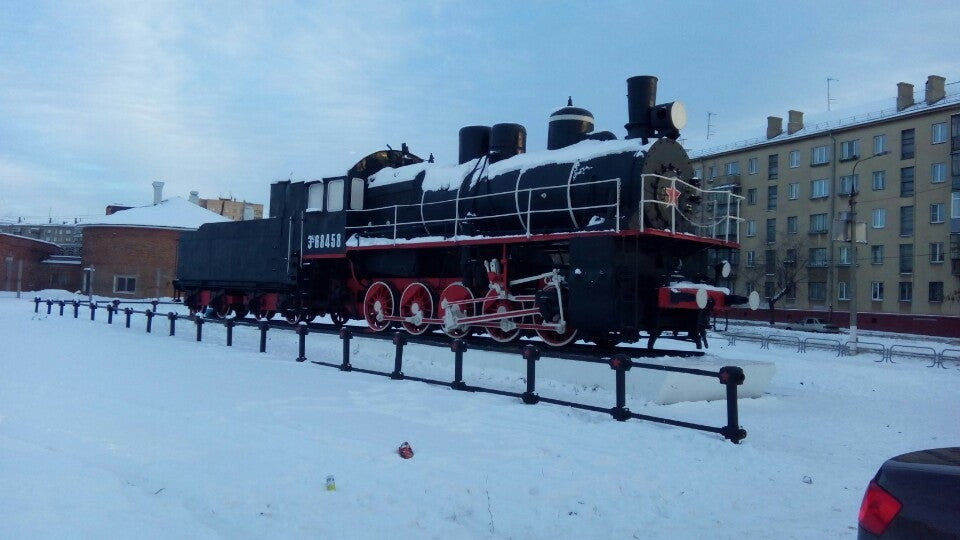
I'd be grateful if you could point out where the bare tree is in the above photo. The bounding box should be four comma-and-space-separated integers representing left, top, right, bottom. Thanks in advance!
739, 237, 811, 324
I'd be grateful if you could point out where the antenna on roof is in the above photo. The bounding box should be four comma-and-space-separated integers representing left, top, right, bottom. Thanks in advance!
706, 112, 717, 139
827, 77, 839, 111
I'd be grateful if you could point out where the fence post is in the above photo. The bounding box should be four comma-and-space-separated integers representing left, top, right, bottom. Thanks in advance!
609, 354, 632, 421
46, 300, 53, 314
195, 317, 204, 342
259, 321, 269, 353
145, 309, 154, 333
719, 366, 747, 443
151, 300, 159, 312
58, 301, 65, 316
34, 297, 41, 313
450, 339, 468, 390
72, 300, 80, 318
390, 331, 406, 379
296, 324, 308, 362
107, 305, 114, 324
521, 344, 540, 404
340, 327, 354, 371
225, 319, 235, 346
168, 313, 176, 336
124, 308, 132, 328
89, 303, 97, 321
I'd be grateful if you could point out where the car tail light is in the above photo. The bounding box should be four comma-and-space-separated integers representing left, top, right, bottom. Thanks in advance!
859, 480, 902, 535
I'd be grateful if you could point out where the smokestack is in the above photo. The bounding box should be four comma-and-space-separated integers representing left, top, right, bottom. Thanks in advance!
925, 75, 945, 105
787, 110, 803, 135
152, 181, 164, 205
625, 75, 658, 141
189, 191, 200, 204
767, 116, 783, 139
897, 82, 914, 111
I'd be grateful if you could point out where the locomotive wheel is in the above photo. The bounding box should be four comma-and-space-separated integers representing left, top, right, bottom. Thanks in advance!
282, 310, 302, 325
233, 306, 249, 319
533, 285, 577, 347
439, 282, 474, 338
331, 312, 349, 327
363, 281, 396, 332
255, 310, 276, 320
212, 296, 232, 319
400, 282, 434, 335
482, 290, 520, 343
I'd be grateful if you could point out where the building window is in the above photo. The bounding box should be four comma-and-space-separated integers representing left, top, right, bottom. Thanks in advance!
900, 166, 915, 196
837, 245, 851, 266
874, 134, 886, 155
725, 161, 740, 176
787, 216, 798, 234
929, 282, 944, 302
872, 281, 884, 301
932, 162, 946, 183
789, 150, 800, 168
811, 145, 830, 165
808, 247, 828, 267
809, 213, 829, 233
931, 203, 945, 224
899, 244, 914, 273
872, 208, 886, 228
768, 154, 779, 180
694, 167, 703, 180
748, 157, 758, 175
839, 174, 858, 196
114, 276, 137, 294
840, 139, 860, 160
954, 193, 960, 218
764, 250, 776, 274
837, 281, 850, 301
899, 282, 912, 302
808, 282, 826, 302
785, 248, 798, 266
708, 165, 717, 180
872, 170, 886, 191
746, 220, 757, 237
767, 186, 778, 210
871, 245, 884, 265
932, 122, 948, 144
810, 178, 829, 198
747, 188, 757, 205
930, 242, 945, 263
766, 218, 776, 243
954, 153, 960, 189
746, 251, 756, 267
900, 206, 914, 236
901, 128, 915, 159
788, 182, 800, 200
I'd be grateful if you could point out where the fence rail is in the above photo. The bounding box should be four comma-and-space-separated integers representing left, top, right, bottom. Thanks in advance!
33, 297, 749, 443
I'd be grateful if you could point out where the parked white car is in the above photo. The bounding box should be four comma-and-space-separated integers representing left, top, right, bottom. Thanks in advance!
785, 317, 841, 333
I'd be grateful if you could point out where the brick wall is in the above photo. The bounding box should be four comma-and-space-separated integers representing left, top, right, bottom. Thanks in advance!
81, 226, 182, 299
0, 234, 63, 292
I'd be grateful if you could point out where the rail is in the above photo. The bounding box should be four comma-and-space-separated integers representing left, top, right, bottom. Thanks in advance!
32, 297, 749, 443
342, 174, 742, 245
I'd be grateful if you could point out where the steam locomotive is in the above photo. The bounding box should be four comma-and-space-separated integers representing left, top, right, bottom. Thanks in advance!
175, 76, 757, 348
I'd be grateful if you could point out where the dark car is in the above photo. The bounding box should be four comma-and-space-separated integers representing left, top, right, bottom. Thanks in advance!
858, 447, 960, 538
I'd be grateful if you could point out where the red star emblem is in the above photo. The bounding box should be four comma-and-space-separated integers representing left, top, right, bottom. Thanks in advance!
663, 186, 681, 206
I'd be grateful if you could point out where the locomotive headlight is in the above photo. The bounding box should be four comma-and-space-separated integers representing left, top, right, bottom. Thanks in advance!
651, 100, 687, 131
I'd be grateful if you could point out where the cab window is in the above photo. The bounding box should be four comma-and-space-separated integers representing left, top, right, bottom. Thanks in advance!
307, 182, 324, 212
327, 179, 344, 212
350, 177, 364, 210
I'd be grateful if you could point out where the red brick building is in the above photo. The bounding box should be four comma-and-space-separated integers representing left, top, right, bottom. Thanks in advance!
1, 233, 81, 293
81, 197, 230, 299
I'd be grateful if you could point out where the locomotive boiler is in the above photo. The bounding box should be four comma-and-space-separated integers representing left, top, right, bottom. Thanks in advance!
175, 75, 757, 348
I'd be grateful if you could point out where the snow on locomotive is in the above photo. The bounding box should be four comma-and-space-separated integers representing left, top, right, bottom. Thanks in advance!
175, 75, 758, 348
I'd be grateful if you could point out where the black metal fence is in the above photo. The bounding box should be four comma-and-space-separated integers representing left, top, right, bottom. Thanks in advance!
34, 297, 749, 443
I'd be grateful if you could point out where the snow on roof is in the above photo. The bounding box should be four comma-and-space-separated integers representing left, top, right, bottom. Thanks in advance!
81, 197, 232, 230
0, 232, 60, 248
690, 83, 960, 158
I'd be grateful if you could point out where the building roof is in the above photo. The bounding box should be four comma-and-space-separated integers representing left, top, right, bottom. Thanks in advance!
690, 82, 960, 159
81, 197, 232, 230
0, 232, 60, 248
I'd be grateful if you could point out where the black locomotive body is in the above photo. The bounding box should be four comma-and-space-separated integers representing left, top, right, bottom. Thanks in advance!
176, 76, 755, 348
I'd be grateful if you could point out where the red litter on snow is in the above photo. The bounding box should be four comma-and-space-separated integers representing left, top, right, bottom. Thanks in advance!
398, 442, 414, 459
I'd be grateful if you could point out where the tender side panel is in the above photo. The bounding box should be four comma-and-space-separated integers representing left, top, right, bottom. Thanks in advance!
177, 218, 292, 288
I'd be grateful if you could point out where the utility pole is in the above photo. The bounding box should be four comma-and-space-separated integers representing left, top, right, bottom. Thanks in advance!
827, 77, 839, 111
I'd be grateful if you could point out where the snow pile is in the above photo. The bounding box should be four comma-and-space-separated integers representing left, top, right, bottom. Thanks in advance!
1, 291, 957, 538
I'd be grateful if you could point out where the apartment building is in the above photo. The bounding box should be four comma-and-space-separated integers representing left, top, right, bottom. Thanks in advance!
691, 75, 959, 335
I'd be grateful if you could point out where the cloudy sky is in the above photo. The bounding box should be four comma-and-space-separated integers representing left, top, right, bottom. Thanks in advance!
1, 1, 958, 221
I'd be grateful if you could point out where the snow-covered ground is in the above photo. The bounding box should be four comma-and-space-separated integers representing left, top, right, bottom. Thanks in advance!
1, 291, 957, 539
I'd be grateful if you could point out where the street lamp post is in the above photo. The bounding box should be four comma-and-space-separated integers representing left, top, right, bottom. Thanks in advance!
847, 151, 888, 354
